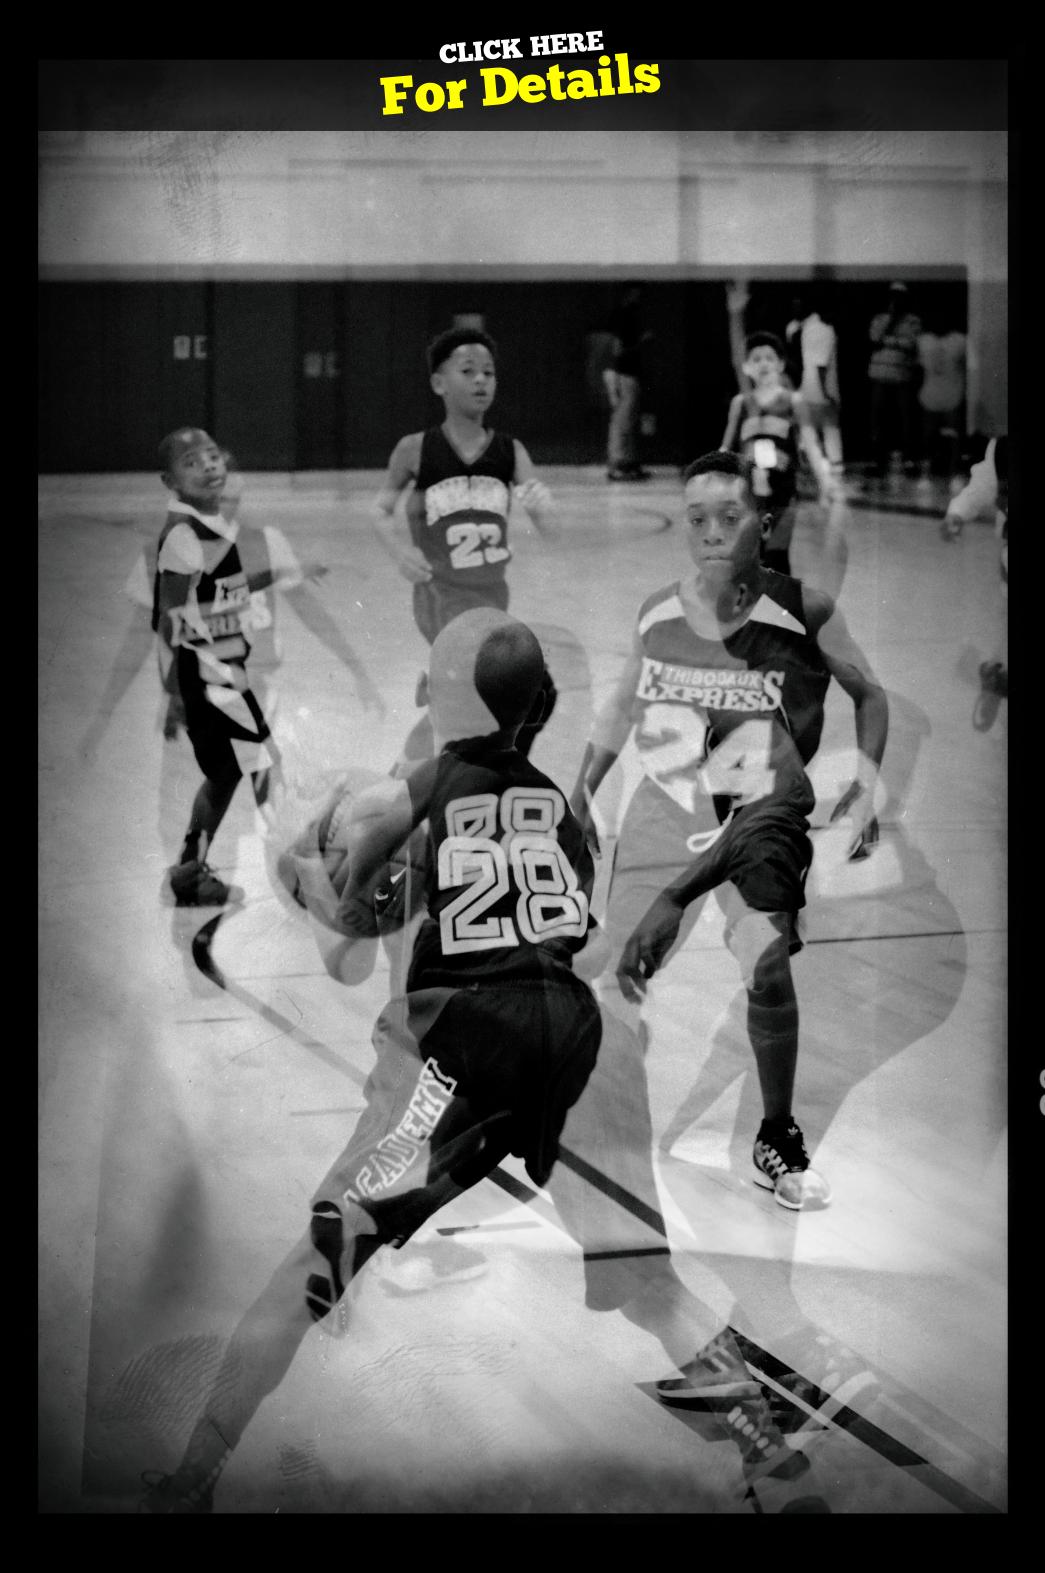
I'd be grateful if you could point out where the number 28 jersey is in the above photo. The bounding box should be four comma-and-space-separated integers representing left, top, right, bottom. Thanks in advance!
631, 574, 831, 833
409, 427, 516, 591
404, 738, 594, 986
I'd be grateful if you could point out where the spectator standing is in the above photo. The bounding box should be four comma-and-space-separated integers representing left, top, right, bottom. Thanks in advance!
786, 295, 844, 475
917, 313, 967, 478
867, 282, 922, 477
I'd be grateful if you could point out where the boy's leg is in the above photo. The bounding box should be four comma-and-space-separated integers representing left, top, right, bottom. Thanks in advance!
607, 374, 641, 473
169, 719, 244, 905
867, 382, 890, 475
142, 990, 510, 1512
821, 404, 844, 469
140, 1214, 377, 1513
722, 894, 830, 1210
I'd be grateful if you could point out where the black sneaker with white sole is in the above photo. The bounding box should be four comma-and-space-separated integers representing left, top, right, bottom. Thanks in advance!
753, 1119, 831, 1210
656, 1328, 764, 1408
168, 859, 244, 908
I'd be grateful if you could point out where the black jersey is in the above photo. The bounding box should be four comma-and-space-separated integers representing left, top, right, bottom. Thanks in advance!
403, 739, 593, 986
150, 505, 292, 675
152, 503, 252, 678
631, 573, 831, 834
735, 388, 801, 506
408, 427, 516, 590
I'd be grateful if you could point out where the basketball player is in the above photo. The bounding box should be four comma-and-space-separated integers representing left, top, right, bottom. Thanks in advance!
722, 332, 837, 575
571, 451, 888, 1211
141, 609, 830, 1515
371, 328, 560, 769
153, 429, 284, 906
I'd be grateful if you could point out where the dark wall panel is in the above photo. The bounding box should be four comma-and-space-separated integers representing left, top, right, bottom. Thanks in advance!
212, 284, 295, 469
295, 283, 346, 469
39, 284, 210, 473
39, 277, 972, 475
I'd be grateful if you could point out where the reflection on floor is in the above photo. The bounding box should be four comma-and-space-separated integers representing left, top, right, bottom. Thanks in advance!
39, 467, 1006, 1513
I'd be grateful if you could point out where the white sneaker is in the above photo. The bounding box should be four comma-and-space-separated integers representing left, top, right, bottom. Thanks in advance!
373, 1238, 488, 1296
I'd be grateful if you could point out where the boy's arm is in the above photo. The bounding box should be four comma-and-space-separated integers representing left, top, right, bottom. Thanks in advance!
721, 394, 743, 451
512, 440, 558, 540
792, 394, 833, 491
725, 278, 750, 389
155, 526, 209, 694
569, 633, 643, 850
243, 524, 327, 594
371, 433, 432, 583
804, 587, 889, 855
291, 776, 424, 983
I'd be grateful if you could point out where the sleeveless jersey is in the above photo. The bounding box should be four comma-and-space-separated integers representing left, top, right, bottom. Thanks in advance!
151, 505, 289, 677
404, 739, 593, 985
409, 427, 516, 590
630, 575, 831, 839
735, 388, 800, 503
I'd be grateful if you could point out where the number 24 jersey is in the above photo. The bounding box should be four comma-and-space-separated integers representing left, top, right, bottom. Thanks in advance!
631, 573, 831, 829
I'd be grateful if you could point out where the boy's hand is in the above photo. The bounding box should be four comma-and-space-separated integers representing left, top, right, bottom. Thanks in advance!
569, 789, 602, 858
726, 278, 750, 315
616, 892, 685, 1002
397, 547, 433, 584
514, 478, 553, 518
829, 780, 879, 860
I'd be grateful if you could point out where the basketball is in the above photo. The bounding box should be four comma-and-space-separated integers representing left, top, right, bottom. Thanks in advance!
268, 764, 386, 910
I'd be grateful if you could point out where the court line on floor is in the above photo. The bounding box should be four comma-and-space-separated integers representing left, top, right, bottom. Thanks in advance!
190, 910, 1000, 1515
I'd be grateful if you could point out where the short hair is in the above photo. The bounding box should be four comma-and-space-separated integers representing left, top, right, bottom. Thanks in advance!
682, 449, 759, 504
743, 330, 786, 361
427, 327, 498, 375
473, 623, 546, 729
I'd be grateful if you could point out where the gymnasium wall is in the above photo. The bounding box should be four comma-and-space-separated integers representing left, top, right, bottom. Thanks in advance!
38, 131, 1007, 471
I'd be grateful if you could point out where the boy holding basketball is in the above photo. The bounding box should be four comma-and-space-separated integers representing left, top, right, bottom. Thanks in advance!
142, 608, 830, 1516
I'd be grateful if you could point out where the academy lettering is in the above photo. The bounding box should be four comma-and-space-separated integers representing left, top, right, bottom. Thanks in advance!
343, 1058, 457, 1202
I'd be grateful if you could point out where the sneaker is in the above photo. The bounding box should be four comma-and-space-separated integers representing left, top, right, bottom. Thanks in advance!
138, 1470, 213, 1514
758, 1327, 880, 1421
305, 1201, 348, 1333
607, 466, 651, 482
373, 1238, 488, 1297
655, 1328, 763, 1407
752, 1120, 831, 1210
716, 1398, 831, 1513
167, 859, 244, 908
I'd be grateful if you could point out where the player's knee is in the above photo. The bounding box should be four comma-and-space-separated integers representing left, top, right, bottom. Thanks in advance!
728, 913, 791, 991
